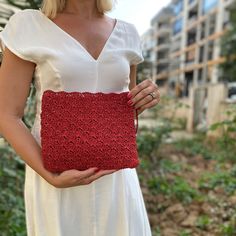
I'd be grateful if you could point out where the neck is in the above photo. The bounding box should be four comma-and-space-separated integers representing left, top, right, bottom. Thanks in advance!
63, 0, 103, 19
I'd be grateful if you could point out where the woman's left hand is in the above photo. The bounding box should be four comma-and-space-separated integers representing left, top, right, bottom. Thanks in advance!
127, 78, 160, 115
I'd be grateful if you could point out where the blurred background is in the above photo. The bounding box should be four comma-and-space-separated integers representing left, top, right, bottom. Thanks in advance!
0, 0, 236, 235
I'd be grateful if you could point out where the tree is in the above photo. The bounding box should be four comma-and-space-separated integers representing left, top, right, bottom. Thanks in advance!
0, 0, 41, 28
219, 0, 236, 82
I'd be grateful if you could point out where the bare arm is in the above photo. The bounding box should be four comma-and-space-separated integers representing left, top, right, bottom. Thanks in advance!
0, 47, 54, 183
129, 65, 137, 91
0, 47, 118, 187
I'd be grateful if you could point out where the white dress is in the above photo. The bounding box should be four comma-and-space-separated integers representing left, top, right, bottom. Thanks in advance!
0, 9, 152, 236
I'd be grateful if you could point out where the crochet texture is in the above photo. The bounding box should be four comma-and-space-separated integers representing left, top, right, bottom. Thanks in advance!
40, 90, 140, 173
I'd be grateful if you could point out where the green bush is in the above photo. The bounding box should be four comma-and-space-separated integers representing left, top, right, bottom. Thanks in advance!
0, 84, 36, 234
0, 145, 26, 236
173, 134, 214, 160
198, 167, 236, 195
148, 175, 201, 204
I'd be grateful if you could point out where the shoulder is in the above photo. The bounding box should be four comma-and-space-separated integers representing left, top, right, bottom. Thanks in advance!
116, 19, 141, 47
117, 19, 140, 38
6, 8, 40, 24
1, 8, 42, 37
0, 9, 42, 63
115, 19, 144, 65
7, 8, 31, 18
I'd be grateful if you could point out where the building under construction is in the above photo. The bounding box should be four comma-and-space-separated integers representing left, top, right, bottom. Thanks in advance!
142, 0, 235, 98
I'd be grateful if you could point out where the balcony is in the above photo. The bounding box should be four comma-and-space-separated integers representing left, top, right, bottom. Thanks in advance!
158, 37, 170, 45
157, 51, 168, 58
199, 46, 204, 62
157, 58, 169, 64
156, 26, 172, 36
209, 26, 215, 35
171, 40, 181, 52
187, 38, 196, 46
186, 28, 197, 46
187, 16, 198, 28
185, 60, 195, 66
155, 44, 170, 52
157, 64, 169, 74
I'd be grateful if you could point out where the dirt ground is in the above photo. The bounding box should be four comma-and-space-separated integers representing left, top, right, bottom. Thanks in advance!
137, 143, 236, 236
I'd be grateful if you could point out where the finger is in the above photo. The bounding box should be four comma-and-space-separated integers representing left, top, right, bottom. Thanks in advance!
94, 169, 119, 178
98, 169, 118, 173
133, 91, 154, 109
89, 169, 118, 177
128, 78, 153, 98
137, 98, 160, 114
77, 167, 99, 179
82, 169, 118, 183
134, 92, 160, 110
129, 86, 160, 109
136, 86, 158, 104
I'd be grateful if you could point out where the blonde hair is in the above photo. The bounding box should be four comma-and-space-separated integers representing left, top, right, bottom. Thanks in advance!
40, 0, 116, 19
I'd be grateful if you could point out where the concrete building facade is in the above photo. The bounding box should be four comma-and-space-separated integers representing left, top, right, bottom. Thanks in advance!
142, 0, 234, 98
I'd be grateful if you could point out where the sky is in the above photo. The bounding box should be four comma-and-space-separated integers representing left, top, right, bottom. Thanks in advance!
107, 0, 171, 36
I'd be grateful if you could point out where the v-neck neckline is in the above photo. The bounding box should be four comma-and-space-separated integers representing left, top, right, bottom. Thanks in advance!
37, 9, 119, 62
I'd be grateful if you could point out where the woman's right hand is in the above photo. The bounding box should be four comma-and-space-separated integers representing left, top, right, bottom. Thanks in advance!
48, 167, 118, 188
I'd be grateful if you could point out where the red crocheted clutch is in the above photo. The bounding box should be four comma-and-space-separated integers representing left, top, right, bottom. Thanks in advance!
40, 90, 140, 173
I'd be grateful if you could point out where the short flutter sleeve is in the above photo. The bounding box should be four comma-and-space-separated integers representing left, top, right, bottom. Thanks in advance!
0, 10, 37, 63
125, 23, 144, 66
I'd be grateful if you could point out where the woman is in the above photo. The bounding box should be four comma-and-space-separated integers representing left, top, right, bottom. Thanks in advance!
0, 0, 160, 235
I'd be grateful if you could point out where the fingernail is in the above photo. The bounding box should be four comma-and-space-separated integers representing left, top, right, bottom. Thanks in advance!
94, 168, 100, 173
127, 100, 133, 106
127, 93, 132, 98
